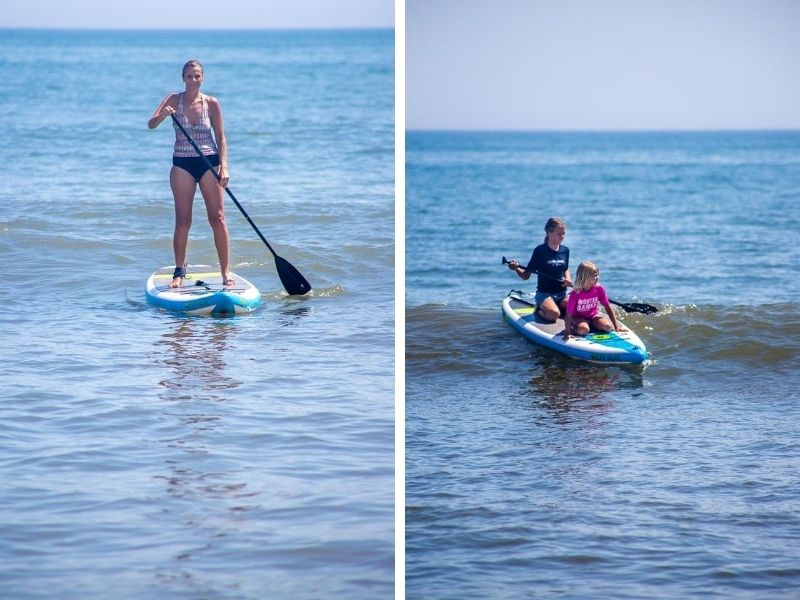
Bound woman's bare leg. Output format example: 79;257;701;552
198;169;232;285
169;166;196;287
537;297;561;322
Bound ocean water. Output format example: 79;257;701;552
405;131;800;597
0;29;393;599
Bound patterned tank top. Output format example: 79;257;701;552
172;92;219;157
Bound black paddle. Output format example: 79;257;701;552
170;113;311;296
502;256;658;315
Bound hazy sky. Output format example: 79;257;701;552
407;0;800;130
1;0;394;29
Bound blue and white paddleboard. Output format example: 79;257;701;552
146;265;261;315
502;290;648;365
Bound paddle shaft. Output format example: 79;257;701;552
170;114;279;259
170;113;312;295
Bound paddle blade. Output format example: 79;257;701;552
624;302;659;315
274;254;312;295
610;299;658;315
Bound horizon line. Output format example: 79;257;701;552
0;25;394;32
406;127;800;134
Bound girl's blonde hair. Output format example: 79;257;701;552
543;217;566;243
574;260;599;290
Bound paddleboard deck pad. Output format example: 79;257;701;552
146;265;261;315
502;290;648;365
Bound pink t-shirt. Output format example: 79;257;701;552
567;285;609;319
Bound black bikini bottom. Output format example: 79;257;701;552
172;154;220;182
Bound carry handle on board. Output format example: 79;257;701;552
502;256;658;315
170;114;311;296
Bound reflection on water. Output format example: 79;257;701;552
524;356;645;421
157;318;242;399
151;318;257;595
276;304;312;327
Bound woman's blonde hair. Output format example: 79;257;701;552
543;217;566;243
182;59;203;78
574;260;599;290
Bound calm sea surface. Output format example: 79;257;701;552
0;29;393;599
406;131;800;598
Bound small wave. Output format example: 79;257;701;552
407;304;515;375
260;283;344;302
407;301;800;372
640;303;799;369
310;284;346;298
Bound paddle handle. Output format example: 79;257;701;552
170;114;279;259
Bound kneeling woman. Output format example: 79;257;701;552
506;217;572;321
148;59;232;288
564;261;627;340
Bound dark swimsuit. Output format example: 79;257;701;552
172;92;219;182
172;154;220;182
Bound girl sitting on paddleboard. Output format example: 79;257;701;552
148;59;233;289
563;261;627;340
507;217;572;322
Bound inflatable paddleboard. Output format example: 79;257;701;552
502;290;648;365
146;265;261;315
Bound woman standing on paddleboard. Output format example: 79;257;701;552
507;217;572;321
148;59;233;288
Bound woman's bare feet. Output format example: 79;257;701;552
169;265;186;288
